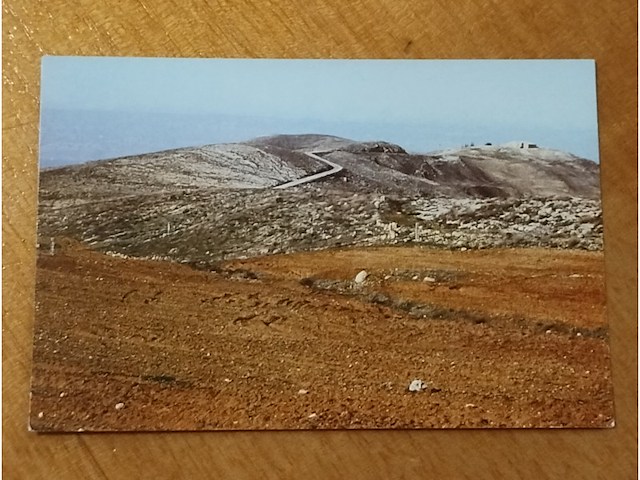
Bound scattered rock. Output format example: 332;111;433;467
297;389;309;395
308;413;318;419
408;379;426;392
423;276;436;283
59;392;66;398
40;187;603;265
37;412;44;419
354;270;368;284
115;402;125;410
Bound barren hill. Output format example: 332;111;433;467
426;144;600;198
37;134;603;264
41;134;600;202
246;133;357;152
318;143;600;198
40;142;327;202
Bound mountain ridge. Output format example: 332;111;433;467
40;133;600;201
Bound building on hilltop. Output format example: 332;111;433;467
503;141;539;149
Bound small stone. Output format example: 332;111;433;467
408;379;426;392
412;275;419;281
464;403;476;408
37;412;44;419
224;378;232;383
569;274;583;278
308;413;318;419
59;392;66;398
423;276;436;282
115;402;125;410
354;270;368;284
460;247;468;252
297;389;309;395
545;329;552;334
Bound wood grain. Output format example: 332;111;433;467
3;0;637;478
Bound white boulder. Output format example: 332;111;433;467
354;270;368;284
408;379;426;392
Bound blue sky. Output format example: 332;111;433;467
39;57;600;167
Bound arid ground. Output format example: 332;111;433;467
30;241;614;431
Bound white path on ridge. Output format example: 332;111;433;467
273;150;343;189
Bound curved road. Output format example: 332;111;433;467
274;151;343;189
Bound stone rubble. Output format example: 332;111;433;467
37;184;603;266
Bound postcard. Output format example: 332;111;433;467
30;57;613;431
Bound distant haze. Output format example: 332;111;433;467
39;58;600;167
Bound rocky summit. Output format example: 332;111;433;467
37;134;603;264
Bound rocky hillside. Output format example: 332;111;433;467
39;143;326;202
38;183;603;268
318;143;600;199
40;134;601;202
428;144;601;198
37;134;603;262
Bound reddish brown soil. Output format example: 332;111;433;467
30;243;614;431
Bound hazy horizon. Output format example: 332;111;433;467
39;58;601;167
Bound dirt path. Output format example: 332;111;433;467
30;244;614;431
273;151;343;189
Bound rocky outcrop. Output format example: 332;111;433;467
343;141;407;154
38;182;603;269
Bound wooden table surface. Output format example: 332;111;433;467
3;1;637;478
